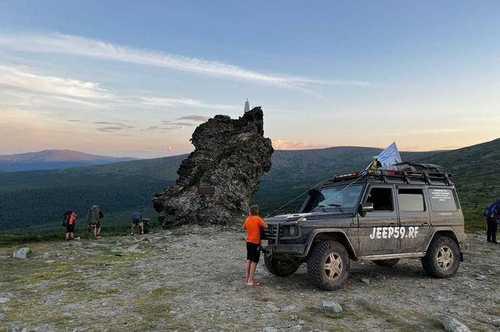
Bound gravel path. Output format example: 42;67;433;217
0;226;499;331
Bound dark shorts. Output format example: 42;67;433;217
246;242;261;263
66;224;75;233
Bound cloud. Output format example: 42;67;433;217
94;121;134;133
0;65;111;100
272;139;328;150
176;115;210;122
139;96;236;111
154;114;210;129
146;125;183;131
0;32;371;89
0;65;240;112
163;121;196;127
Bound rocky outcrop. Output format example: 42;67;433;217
153;107;273;226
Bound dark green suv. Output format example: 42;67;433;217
263;162;465;290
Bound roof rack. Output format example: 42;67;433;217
328;162;452;186
368;162;452;185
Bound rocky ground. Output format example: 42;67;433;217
0;227;499;332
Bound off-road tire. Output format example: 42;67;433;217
264;254;300;277
422;235;460;278
373;259;400;267
307;240;350;291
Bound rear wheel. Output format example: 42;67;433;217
264;255;300;277
307;241;350;290
373;259;399;267
422;235;460;278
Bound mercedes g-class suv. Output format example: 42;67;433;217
263;162;465;290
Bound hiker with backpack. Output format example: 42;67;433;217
87;205;104;239
63;210;78;241
131;211;144;235
484;199;500;244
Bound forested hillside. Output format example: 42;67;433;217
419;138;500;228
0;150;133;172
1;139;498;233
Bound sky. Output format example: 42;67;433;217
0;1;499;158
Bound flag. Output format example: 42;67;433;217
377;142;402;168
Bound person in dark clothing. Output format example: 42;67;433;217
484;200;499;244
131;211;144;235
87;205;104;239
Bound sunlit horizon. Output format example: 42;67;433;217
1;2;500;158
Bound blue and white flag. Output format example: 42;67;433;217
377;142;402;168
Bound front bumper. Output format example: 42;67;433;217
262;243;306;256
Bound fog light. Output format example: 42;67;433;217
289;226;297;236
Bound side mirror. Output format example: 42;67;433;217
358;202;374;217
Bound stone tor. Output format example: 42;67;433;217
153;107;274;226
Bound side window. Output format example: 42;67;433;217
366;187;394;211
429;189;457;211
398;188;425;212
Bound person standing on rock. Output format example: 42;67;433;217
484;200;499;244
87;205;104;239
243;205;268;286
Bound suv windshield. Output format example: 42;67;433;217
302;184;364;213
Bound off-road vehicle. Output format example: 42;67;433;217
262;162;465;290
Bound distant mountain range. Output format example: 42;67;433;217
0;139;498;233
0;150;134;172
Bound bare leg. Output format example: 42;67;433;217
70;232;74;240
245;260;251;283
248;262;257;285
65;232;69;241
140;224;144;235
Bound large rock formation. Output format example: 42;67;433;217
153;107;274;226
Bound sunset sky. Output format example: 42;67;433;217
1;1;499;158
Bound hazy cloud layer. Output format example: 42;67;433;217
139;97;236;111
272;139;328;150
0;65;239;113
0;65;110;100
0;33;370;89
176;115;210;122
94;121;134;133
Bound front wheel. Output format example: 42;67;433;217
264;254;300;277
422;235;460;278
307;241;350;290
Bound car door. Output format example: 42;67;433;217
357;184;400;256
397;186;431;253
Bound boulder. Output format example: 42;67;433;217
321;300;343;318
439;315;471;332
13;247;32;259
153;107;274;226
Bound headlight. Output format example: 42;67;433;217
282;224;299;237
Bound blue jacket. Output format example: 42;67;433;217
484;201;500;220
